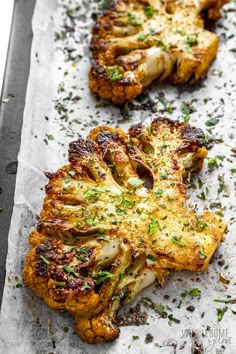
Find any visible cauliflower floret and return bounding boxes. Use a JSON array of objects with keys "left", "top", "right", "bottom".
[
  {"left": 89, "top": 0, "right": 228, "bottom": 104},
  {"left": 23, "top": 118, "right": 226, "bottom": 343}
]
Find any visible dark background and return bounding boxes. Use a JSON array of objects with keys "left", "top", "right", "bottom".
[{"left": 0, "top": 0, "right": 36, "bottom": 306}]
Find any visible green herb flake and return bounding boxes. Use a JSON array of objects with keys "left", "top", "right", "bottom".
[
  {"left": 217, "top": 307, "right": 228, "bottom": 321},
  {"left": 16, "top": 283, "right": 23, "bottom": 288},
  {"left": 127, "top": 177, "right": 144, "bottom": 187},
  {"left": 196, "top": 219, "right": 208, "bottom": 231},
  {"left": 182, "top": 102, "right": 190, "bottom": 123},
  {"left": 94, "top": 270, "right": 115, "bottom": 285},
  {"left": 205, "top": 117, "right": 219, "bottom": 127},
  {"left": 160, "top": 172, "right": 169, "bottom": 180},
  {"left": 133, "top": 335, "right": 140, "bottom": 340},
  {"left": 155, "top": 188, "right": 163, "bottom": 197},
  {"left": 147, "top": 254, "right": 157, "bottom": 262},
  {"left": 68, "top": 170, "right": 76, "bottom": 176},
  {"left": 127, "top": 13, "right": 141, "bottom": 27},
  {"left": 168, "top": 314, "right": 180, "bottom": 324},
  {"left": 46, "top": 134, "right": 54, "bottom": 141},
  {"left": 188, "top": 288, "right": 201, "bottom": 297},
  {"left": 64, "top": 177, "right": 71, "bottom": 184},
  {"left": 149, "top": 219, "right": 159, "bottom": 235},
  {"left": 208, "top": 157, "right": 219, "bottom": 170},
  {"left": 82, "top": 282, "right": 91, "bottom": 290},
  {"left": 181, "top": 288, "right": 201, "bottom": 298},
  {"left": 214, "top": 299, "right": 230, "bottom": 304},
  {"left": 157, "top": 97, "right": 173, "bottom": 113},
  {"left": 176, "top": 29, "right": 186, "bottom": 35},
  {"left": 105, "top": 66, "right": 123, "bottom": 81},
  {"left": 85, "top": 212, "right": 98, "bottom": 225},
  {"left": 54, "top": 280, "right": 66, "bottom": 286},
  {"left": 63, "top": 265, "right": 80, "bottom": 277},
  {"left": 140, "top": 296, "right": 152, "bottom": 305},
  {"left": 138, "top": 33, "right": 149, "bottom": 41},
  {"left": 154, "top": 303, "right": 168, "bottom": 318},
  {"left": 155, "top": 40, "right": 167, "bottom": 51},
  {"left": 39, "top": 255, "right": 50, "bottom": 265},
  {"left": 231, "top": 168, "right": 236, "bottom": 174},
  {"left": 58, "top": 82, "right": 65, "bottom": 93},
  {"left": 171, "top": 235, "right": 187, "bottom": 248},
  {"left": 197, "top": 249, "right": 207, "bottom": 259},
  {"left": 183, "top": 36, "right": 198, "bottom": 52},
  {"left": 143, "top": 5, "right": 155, "bottom": 19}
]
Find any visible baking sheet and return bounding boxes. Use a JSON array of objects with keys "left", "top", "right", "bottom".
[{"left": 0, "top": 0, "right": 236, "bottom": 353}]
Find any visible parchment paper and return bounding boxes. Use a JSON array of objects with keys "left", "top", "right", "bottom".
[{"left": 0, "top": 0, "right": 236, "bottom": 353}]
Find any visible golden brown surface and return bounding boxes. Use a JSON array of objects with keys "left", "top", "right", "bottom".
[
  {"left": 23, "top": 118, "right": 226, "bottom": 343},
  {"left": 89, "top": 0, "right": 228, "bottom": 104}
]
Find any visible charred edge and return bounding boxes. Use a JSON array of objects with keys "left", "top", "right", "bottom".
[
  {"left": 90, "top": 61, "right": 133, "bottom": 86},
  {"left": 128, "top": 123, "right": 143, "bottom": 138},
  {"left": 126, "top": 144, "right": 142, "bottom": 159},
  {"left": 69, "top": 138, "right": 101, "bottom": 161},
  {"left": 37, "top": 220, "right": 44, "bottom": 232},
  {"left": 45, "top": 184, "right": 53, "bottom": 194},
  {"left": 181, "top": 124, "right": 207, "bottom": 147},
  {"left": 151, "top": 117, "right": 184, "bottom": 130},
  {"left": 35, "top": 239, "right": 95, "bottom": 298},
  {"left": 44, "top": 172, "right": 55, "bottom": 179},
  {"left": 92, "top": 21, "right": 111, "bottom": 35},
  {"left": 96, "top": 131, "right": 119, "bottom": 153}
]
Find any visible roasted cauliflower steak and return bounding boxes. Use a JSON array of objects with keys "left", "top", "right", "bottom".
[
  {"left": 89, "top": 0, "right": 228, "bottom": 104},
  {"left": 23, "top": 118, "right": 226, "bottom": 343}
]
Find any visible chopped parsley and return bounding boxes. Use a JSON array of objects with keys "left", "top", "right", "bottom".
[
  {"left": 46, "top": 134, "right": 54, "bottom": 141},
  {"left": 176, "top": 29, "right": 186, "bottom": 35},
  {"left": 197, "top": 249, "right": 207, "bottom": 259},
  {"left": 160, "top": 172, "right": 169, "bottom": 180},
  {"left": 181, "top": 288, "right": 201, "bottom": 298},
  {"left": 64, "top": 177, "right": 71, "bottom": 184},
  {"left": 63, "top": 265, "right": 80, "bottom": 277},
  {"left": 155, "top": 188, "right": 163, "bottom": 197},
  {"left": 217, "top": 307, "right": 228, "bottom": 321},
  {"left": 54, "top": 280, "right": 66, "bottom": 286},
  {"left": 157, "top": 97, "right": 173, "bottom": 113},
  {"left": 154, "top": 303, "right": 168, "bottom": 318},
  {"left": 138, "top": 33, "right": 149, "bottom": 41},
  {"left": 68, "top": 170, "right": 76, "bottom": 176},
  {"left": 147, "top": 254, "right": 157, "bottom": 262},
  {"left": 39, "top": 255, "right": 50, "bottom": 265},
  {"left": 58, "top": 82, "right": 65, "bottom": 93},
  {"left": 214, "top": 299, "right": 232, "bottom": 304},
  {"left": 127, "top": 13, "right": 141, "bottom": 27},
  {"left": 171, "top": 235, "right": 187, "bottom": 248},
  {"left": 127, "top": 177, "right": 144, "bottom": 187},
  {"left": 85, "top": 212, "right": 98, "bottom": 225},
  {"left": 105, "top": 66, "right": 123, "bottom": 81},
  {"left": 182, "top": 102, "right": 190, "bottom": 123},
  {"left": 143, "top": 5, "right": 155, "bottom": 19},
  {"left": 168, "top": 314, "right": 180, "bottom": 324},
  {"left": 183, "top": 36, "right": 198, "bottom": 52},
  {"left": 155, "top": 40, "right": 167, "bottom": 51},
  {"left": 208, "top": 157, "right": 219, "bottom": 170},
  {"left": 196, "top": 219, "right": 208, "bottom": 231},
  {"left": 94, "top": 270, "right": 115, "bottom": 285},
  {"left": 205, "top": 117, "right": 219, "bottom": 126},
  {"left": 149, "top": 219, "right": 160, "bottom": 235},
  {"left": 82, "top": 282, "right": 91, "bottom": 290},
  {"left": 16, "top": 283, "right": 23, "bottom": 288}
]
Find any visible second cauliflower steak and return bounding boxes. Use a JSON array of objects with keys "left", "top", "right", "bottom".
[
  {"left": 89, "top": 0, "right": 227, "bottom": 104},
  {"left": 23, "top": 118, "right": 226, "bottom": 343}
]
